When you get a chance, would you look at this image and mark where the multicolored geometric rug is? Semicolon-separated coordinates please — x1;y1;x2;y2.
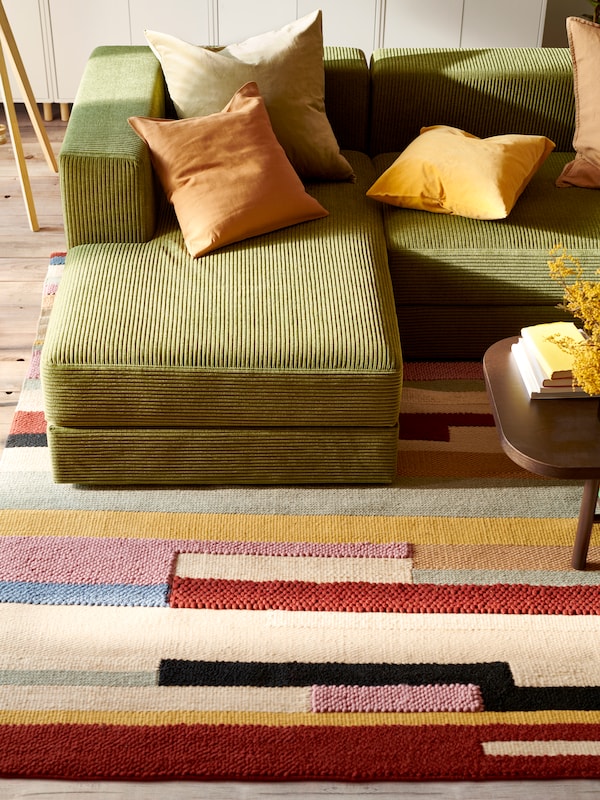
1;253;600;781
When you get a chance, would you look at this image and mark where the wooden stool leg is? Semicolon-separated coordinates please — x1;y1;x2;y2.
0;35;38;231
572;478;600;570
0;1;57;174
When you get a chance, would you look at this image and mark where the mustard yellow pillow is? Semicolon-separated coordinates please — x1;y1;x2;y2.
128;82;328;258
556;17;600;188
145;11;353;181
367;125;555;219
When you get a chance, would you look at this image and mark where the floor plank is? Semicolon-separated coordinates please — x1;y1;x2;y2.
0;105;598;799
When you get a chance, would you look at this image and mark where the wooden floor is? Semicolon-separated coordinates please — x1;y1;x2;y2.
0;106;66;452
1;107;600;800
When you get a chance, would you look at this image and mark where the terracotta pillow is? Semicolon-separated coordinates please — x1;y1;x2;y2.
367;125;555;219
145;10;353;181
128;82;328;258
556;16;600;188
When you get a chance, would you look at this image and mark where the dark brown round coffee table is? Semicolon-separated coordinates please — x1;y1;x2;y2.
483;336;600;570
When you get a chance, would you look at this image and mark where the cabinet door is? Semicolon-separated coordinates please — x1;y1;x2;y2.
3;0;51;101
382;0;464;48
461;0;548;46
298;0;378;56
217;0;296;44
48;0;130;101
129;0;211;46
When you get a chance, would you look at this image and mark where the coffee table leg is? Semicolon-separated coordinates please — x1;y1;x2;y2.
572;478;600;570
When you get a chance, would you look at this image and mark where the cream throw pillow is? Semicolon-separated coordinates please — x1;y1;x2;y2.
145;10;353;181
556;16;600;188
128;82;328;258
367;125;555;219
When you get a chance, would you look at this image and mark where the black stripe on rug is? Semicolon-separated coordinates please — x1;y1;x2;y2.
5;433;47;448
159;659;600;712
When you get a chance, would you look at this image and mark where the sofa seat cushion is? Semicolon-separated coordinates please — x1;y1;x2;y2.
45;426;399;485
373;150;600;308
42;151;402;431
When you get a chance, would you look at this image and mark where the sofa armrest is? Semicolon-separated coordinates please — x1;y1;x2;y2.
60;46;166;248
323;46;369;153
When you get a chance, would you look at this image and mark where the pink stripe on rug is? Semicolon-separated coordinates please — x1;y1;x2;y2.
0;538;411;586
311;683;484;713
192;541;411;559
0;537;176;585
26;351;41;380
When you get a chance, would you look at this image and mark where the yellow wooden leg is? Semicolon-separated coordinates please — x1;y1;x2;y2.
43;102;53;121
59;102;70;122
0;1;57;174
0;36;39;231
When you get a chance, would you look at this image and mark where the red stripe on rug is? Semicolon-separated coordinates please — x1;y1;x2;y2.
169;579;600;615
399;413;495;441
403;362;484;381
1;722;600;781
9;411;46;435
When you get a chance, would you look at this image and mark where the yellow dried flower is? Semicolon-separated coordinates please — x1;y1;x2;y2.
548;244;600;395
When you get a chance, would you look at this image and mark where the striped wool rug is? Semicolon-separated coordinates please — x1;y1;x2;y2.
1;253;599;782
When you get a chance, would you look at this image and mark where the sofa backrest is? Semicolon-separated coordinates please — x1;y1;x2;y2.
323;46;370;153
369;47;575;156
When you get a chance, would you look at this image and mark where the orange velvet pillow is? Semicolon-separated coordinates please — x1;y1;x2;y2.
128;82;328;257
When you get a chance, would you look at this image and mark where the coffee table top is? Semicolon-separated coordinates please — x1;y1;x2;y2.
483;336;600;479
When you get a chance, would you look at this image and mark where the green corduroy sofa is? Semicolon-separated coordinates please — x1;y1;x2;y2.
42;43;596;485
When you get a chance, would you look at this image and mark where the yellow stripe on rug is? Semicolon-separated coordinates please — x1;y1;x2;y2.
0;509;580;546
0;708;599;728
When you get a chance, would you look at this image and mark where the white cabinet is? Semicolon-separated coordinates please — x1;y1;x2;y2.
4;0;51;102
383;0;464;48
48;0;131;101
462;0;548;47
382;0;547;48
218;0;378;59
217;0;296;44
298;0;379;57
49;0;212;101
129;0;211;46
216;0;379;64
4;0;558;106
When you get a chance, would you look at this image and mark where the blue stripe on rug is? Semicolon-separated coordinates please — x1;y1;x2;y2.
0;581;170;606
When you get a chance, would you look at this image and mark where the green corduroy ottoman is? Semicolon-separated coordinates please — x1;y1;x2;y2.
42;152;403;485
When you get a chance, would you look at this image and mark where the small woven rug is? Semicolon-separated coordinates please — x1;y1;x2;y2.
1;253;600;782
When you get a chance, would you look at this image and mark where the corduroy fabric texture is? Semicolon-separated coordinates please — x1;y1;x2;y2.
43;154;401;484
46;426;399;485
60;45;369;250
368;48;575;157
59;47;166;247
323;46;369;152
373;150;600;358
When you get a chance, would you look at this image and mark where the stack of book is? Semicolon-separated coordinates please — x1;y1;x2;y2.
511;321;592;399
